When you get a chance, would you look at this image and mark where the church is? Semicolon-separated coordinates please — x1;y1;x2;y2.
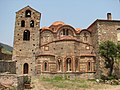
12;6;120;79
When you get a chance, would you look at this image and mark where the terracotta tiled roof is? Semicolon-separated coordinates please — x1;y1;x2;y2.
75;28;81;33
52;21;65;26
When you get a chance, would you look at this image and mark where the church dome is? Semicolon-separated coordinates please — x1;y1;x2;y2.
52;21;65;26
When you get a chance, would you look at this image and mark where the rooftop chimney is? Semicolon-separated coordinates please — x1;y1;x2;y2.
107;13;112;20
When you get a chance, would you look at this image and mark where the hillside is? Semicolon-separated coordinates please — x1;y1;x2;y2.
0;43;13;54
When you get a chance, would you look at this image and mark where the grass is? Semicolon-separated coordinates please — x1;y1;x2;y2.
9;87;16;90
40;76;95;89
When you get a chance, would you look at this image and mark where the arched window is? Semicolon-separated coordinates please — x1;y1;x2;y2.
87;61;91;71
30;20;34;27
21;20;25;27
57;59;62;71
63;29;65;35
62;29;69;36
23;63;29;74
23;30;30;41
66;58;72;71
83;33;88;41
66;29;69;35
25;10;31;17
44;62;48;71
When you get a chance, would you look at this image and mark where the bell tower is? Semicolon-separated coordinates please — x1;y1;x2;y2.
12;6;41;75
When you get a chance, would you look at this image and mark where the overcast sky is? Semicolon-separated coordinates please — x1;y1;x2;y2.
0;0;120;46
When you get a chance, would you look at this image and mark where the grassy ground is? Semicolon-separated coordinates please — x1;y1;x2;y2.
40;76;94;89
30;76;120;90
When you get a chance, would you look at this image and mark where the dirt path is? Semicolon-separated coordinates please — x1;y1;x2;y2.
27;77;120;90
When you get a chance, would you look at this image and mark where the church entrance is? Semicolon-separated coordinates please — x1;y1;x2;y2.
23;63;29;74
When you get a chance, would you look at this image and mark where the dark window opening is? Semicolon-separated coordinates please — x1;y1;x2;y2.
30;20;34;27
62;29;69;36
21;20;25;27
88;62;91;71
44;62;47;71
25;10;31;17
66;29;69;35
52;28;54;30
23;30;30;41
117;28;120;30
23;63;29;74
63;29;65;35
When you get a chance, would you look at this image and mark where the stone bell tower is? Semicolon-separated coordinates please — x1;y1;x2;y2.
12;6;41;75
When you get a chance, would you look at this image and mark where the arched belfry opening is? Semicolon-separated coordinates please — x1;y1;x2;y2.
23;30;30;41
25;10;31;17
23;63;29;74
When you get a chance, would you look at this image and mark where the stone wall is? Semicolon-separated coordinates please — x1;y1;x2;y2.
0;74;24;90
0;53;12;60
0;61;16;74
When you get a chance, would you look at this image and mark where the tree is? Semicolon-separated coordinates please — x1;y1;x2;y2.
99;41;118;76
117;43;120;58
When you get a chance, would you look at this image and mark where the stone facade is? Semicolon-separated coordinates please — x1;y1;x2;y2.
88;18;120;77
12;6;120;79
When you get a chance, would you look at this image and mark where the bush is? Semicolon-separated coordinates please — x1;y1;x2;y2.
101;75;108;81
108;75;119;80
23;76;31;84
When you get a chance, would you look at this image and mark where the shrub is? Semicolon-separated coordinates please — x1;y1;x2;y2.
23;76;31;84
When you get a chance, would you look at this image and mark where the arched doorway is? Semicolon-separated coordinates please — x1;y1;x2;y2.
23;63;29;74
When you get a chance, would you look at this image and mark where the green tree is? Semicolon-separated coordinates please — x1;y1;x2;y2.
99;41;118;76
117;43;120;58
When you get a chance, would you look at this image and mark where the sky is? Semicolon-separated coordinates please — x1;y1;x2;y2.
0;0;120;47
